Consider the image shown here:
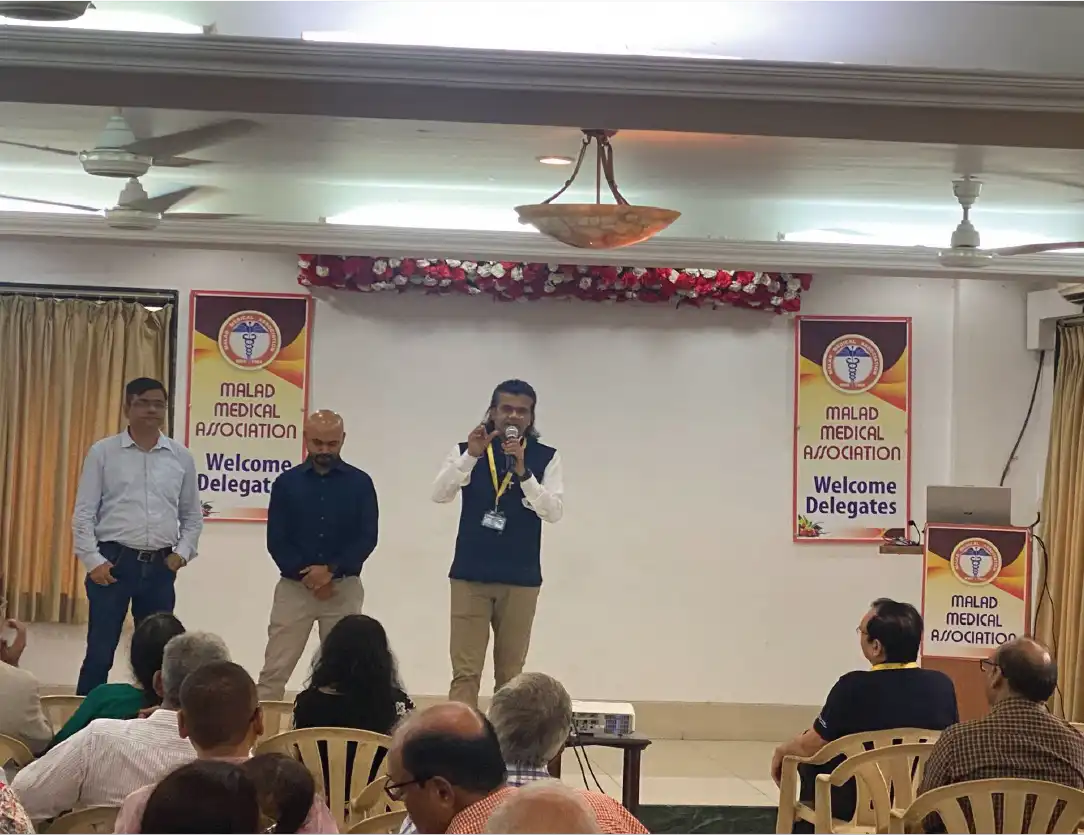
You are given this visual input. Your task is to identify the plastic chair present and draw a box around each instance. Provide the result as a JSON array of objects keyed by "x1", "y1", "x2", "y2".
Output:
[
  {"x1": 0, "y1": 734, "x2": 34, "y2": 770},
  {"x1": 347, "y1": 810, "x2": 409, "y2": 834},
  {"x1": 40, "y1": 695, "x2": 85, "y2": 733},
  {"x1": 258, "y1": 699, "x2": 295, "y2": 744},
  {"x1": 45, "y1": 805, "x2": 119, "y2": 833},
  {"x1": 813, "y1": 743, "x2": 936, "y2": 833},
  {"x1": 255, "y1": 726, "x2": 392, "y2": 831},
  {"x1": 889, "y1": 778, "x2": 1084, "y2": 833},
  {"x1": 776, "y1": 728, "x2": 943, "y2": 834}
]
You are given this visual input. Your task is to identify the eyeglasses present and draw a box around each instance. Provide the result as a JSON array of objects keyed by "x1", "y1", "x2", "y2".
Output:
[
  {"x1": 384, "y1": 776, "x2": 425, "y2": 801},
  {"x1": 979, "y1": 658, "x2": 1000, "y2": 672}
]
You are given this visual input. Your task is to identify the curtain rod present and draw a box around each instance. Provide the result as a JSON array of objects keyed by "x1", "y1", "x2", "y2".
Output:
[
  {"x1": 1056, "y1": 313, "x2": 1084, "y2": 329},
  {"x1": 0, "y1": 283, "x2": 177, "y2": 305}
]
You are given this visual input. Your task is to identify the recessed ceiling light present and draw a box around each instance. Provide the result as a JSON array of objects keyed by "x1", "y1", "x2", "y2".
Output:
[{"x1": 537, "y1": 155, "x2": 573, "y2": 166}]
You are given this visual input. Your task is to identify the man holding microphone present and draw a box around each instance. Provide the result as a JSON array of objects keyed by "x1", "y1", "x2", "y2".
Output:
[{"x1": 432, "y1": 379, "x2": 564, "y2": 708}]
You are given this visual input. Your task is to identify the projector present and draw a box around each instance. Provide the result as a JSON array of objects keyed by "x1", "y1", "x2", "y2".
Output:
[{"x1": 571, "y1": 700, "x2": 635, "y2": 737}]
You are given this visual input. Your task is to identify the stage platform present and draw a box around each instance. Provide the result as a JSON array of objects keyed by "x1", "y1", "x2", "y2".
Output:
[{"x1": 555, "y1": 739, "x2": 778, "y2": 833}]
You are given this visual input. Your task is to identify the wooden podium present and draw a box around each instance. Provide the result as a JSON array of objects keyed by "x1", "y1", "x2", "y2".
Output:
[{"x1": 919, "y1": 488, "x2": 1032, "y2": 721}]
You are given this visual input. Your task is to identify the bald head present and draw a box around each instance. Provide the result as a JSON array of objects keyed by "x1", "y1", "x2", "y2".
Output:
[
  {"x1": 304, "y1": 410, "x2": 345, "y2": 469},
  {"x1": 994, "y1": 637, "x2": 1058, "y2": 703},
  {"x1": 485, "y1": 782, "x2": 600, "y2": 834}
]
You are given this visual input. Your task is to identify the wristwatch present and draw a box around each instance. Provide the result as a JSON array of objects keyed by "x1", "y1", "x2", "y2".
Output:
[{"x1": 520, "y1": 467, "x2": 534, "y2": 482}]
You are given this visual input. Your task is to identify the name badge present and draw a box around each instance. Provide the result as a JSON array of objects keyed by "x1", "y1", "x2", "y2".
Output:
[{"x1": 481, "y1": 510, "x2": 507, "y2": 532}]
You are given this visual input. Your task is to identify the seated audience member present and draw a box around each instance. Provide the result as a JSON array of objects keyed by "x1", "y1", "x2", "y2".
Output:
[
  {"x1": 918, "y1": 637, "x2": 1084, "y2": 830},
  {"x1": 12, "y1": 632, "x2": 229, "y2": 821},
  {"x1": 54, "y1": 613, "x2": 185, "y2": 746},
  {"x1": 770, "y1": 599, "x2": 958, "y2": 829},
  {"x1": 293, "y1": 614, "x2": 414, "y2": 733},
  {"x1": 0, "y1": 619, "x2": 52, "y2": 755},
  {"x1": 115, "y1": 661, "x2": 336, "y2": 834},
  {"x1": 486, "y1": 673, "x2": 648, "y2": 834},
  {"x1": 243, "y1": 753, "x2": 323, "y2": 835},
  {"x1": 139, "y1": 760, "x2": 260, "y2": 834},
  {"x1": 385, "y1": 703, "x2": 512, "y2": 835},
  {"x1": 484, "y1": 781, "x2": 602, "y2": 834},
  {"x1": 0, "y1": 784, "x2": 33, "y2": 834}
]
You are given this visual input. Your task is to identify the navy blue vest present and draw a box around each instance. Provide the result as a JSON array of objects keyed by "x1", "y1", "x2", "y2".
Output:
[{"x1": 449, "y1": 437, "x2": 557, "y2": 587}]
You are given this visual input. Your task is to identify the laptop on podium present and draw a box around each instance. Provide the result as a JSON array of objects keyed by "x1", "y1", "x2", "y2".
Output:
[{"x1": 926, "y1": 485, "x2": 1011, "y2": 527}]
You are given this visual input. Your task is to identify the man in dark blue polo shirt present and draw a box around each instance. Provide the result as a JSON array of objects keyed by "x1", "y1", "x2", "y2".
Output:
[
  {"x1": 256, "y1": 410, "x2": 379, "y2": 700},
  {"x1": 771, "y1": 599, "x2": 958, "y2": 830}
]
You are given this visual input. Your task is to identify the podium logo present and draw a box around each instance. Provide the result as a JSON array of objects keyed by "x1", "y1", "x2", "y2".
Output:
[
  {"x1": 950, "y1": 537, "x2": 1002, "y2": 586},
  {"x1": 823, "y1": 334, "x2": 883, "y2": 395},
  {"x1": 218, "y1": 311, "x2": 281, "y2": 371}
]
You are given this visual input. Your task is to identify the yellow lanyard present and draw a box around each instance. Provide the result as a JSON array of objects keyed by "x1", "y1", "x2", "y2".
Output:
[
  {"x1": 486, "y1": 444, "x2": 515, "y2": 506},
  {"x1": 870, "y1": 662, "x2": 920, "y2": 671}
]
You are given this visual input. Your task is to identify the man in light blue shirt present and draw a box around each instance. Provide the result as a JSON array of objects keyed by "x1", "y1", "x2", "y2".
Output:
[{"x1": 71, "y1": 377, "x2": 203, "y2": 694}]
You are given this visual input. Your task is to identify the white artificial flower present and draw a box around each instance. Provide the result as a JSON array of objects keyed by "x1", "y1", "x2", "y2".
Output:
[
  {"x1": 511, "y1": 266, "x2": 523, "y2": 281},
  {"x1": 424, "y1": 276, "x2": 438, "y2": 287},
  {"x1": 784, "y1": 290, "x2": 798, "y2": 300},
  {"x1": 389, "y1": 258, "x2": 402, "y2": 268},
  {"x1": 579, "y1": 277, "x2": 593, "y2": 290},
  {"x1": 315, "y1": 266, "x2": 329, "y2": 278},
  {"x1": 439, "y1": 278, "x2": 452, "y2": 287},
  {"x1": 544, "y1": 282, "x2": 557, "y2": 293},
  {"x1": 462, "y1": 261, "x2": 478, "y2": 273},
  {"x1": 373, "y1": 259, "x2": 388, "y2": 275},
  {"x1": 359, "y1": 284, "x2": 373, "y2": 292},
  {"x1": 550, "y1": 272, "x2": 564, "y2": 284},
  {"x1": 416, "y1": 259, "x2": 430, "y2": 268},
  {"x1": 743, "y1": 282, "x2": 757, "y2": 294},
  {"x1": 394, "y1": 275, "x2": 408, "y2": 286},
  {"x1": 700, "y1": 269, "x2": 717, "y2": 279},
  {"x1": 771, "y1": 296, "x2": 783, "y2": 306},
  {"x1": 632, "y1": 267, "x2": 647, "y2": 277},
  {"x1": 478, "y1": 264, "x2": 492, "y2": 278},
  {"x1": 787, "y1": 278, "x2": 802, "y2": 292},
  {"x1": 446, "y1": 259, "x2": 462, "y2": 268},
  {"x1": 468, "y1": 286, "x2": 482, "y2": 295},
  {"x1": 491, "y1": 263, "x2": 507, "y2": 278},
  {"x1": 298, "y1": 276, "x2": 312, "y2": 286},
  {"x1": 626, "y1": 291, "x2": 637, "y2": 300},
  {"x1": 548, "y1": 263, "x2": 560, "y2": 271},
  {"x1": 297, "y1": 257, "x2": 311, "y2": 269}
]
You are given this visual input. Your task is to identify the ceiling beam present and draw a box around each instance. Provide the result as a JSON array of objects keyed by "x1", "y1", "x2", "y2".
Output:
[
  {"x1": 6, "y1": 31, "x2": 1084, "y2": 148},
  {"x1": 0, "y1": 212, "x2": 1077, "y2": 280}
]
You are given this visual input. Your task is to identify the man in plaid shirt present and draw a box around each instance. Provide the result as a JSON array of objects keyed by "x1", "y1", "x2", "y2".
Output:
[{"x1": 917, "y1": 637, "x2": 1084, "y2": 830}]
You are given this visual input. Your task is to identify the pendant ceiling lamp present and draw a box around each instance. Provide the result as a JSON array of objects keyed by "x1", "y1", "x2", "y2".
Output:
[{"x1": 514, "y1": 129, "x2": 680, "y2": 249}]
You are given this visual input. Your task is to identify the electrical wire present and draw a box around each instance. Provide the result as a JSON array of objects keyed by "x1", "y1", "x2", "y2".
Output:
[
  {"x1": 1031, "y1": 527, "x2": 1065, "y2": 708},
  {"x1": 999, "y1": 350, "x2": 1045, "y2": 486},
  {"x1": 569, "y1": 727, "x2": 609, "y2": 795}
]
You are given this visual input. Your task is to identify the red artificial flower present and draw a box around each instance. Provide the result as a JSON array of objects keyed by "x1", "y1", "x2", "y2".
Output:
[
  {"x1": 435, "y1": 263, "x2": 452, "y2": 279},
  {"x1": 673, "y1": 272, "x2": 694, "y2": 291},
  {"x1": 398, "y1": 258, "x2": 416, "y2": 277},
  {"x1": 734, "y1": 271, "x2": 756, "y2": 287}
]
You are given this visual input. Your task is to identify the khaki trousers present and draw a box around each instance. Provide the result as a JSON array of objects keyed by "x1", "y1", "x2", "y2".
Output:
[
  {"x1": 256, "y1": 576, "x2": 364, "y2": 701},
  {"x1": 448, "y1": 580, "x2": 540, "y2": 708}
]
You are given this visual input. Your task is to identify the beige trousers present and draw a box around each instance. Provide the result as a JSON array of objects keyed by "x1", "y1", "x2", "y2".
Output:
[
  {"x1": 448, "y1": 580, "x2": 540, "y2": 708},
  {"x1": 256, "y1": 576, "x2": 364, "y2": 701}
]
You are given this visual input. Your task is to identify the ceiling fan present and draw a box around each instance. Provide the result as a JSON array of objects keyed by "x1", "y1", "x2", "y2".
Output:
[
  {"x1": 0, "y1": 110, "x2": 259, "y2": 179},
  {"x1": 936, "y1": 175, "x2": 1084, "y2": 267},
  {"x1": 0, "y1": 178, "x2": 244, "y2": 231}
]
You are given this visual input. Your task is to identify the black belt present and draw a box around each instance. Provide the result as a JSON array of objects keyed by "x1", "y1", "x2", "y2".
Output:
[{"x1": 104, "y1": 543, "x2": 172, "y2": 563}]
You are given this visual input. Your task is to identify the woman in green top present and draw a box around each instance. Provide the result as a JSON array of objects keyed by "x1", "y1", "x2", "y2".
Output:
[{"x1": 52, "y1": 612, "x2": 185, "y2": 745}]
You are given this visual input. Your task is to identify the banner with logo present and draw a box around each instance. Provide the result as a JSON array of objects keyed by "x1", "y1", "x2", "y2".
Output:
[
  {"x1": 793, "y1": 316, "x2": 911, "y2": 542},
  {"x1": 185, "y1": 291, "x2": 312, "y2": 522},
  {"x1": 922, "y1": 524, "x2": 1032, "y2": 660}
]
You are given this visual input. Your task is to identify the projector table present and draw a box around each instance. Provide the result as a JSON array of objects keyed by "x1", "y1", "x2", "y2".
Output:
[{"x1": 548, "y1": 731, "x2": 652, "y2": 816}]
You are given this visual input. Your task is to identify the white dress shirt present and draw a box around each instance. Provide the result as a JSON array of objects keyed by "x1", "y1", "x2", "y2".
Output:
[
  {"x1": 0, "y1": 663, "x2": 52, "y2": 756},
  {"x1": 11, "y1": 709, "x2": 195, "y2": 821},
  {"x1": 71, "y1": 430, "x2": 203, "y2": 572},
  {"x1": 431, "y1": 445, "x2": 564, "y2": 522}
]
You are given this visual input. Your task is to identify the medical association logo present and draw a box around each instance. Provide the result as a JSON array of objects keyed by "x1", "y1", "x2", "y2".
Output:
[
  {"x1": 950, "y1": 537, "x2": 1003, "y2": 586},
  {"x1": 822, "y1": 334, "x2": 884, "y2": 394},
  {"x1": 218, "y1": 310, "x2": 281, "y2": 371}
]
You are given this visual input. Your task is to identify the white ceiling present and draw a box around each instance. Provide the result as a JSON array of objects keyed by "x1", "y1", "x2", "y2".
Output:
[
  {"x1": 60, "y1": 1, "x2": 1084, "y2": 75},
  {"x1": 4, "y1": 102, "x2": 1084, "y2": 245}
]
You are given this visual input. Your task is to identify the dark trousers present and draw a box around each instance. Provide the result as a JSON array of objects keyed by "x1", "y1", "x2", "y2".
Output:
[{"x1": 76, "y1": 542, "x2": 177, "y2": 695}]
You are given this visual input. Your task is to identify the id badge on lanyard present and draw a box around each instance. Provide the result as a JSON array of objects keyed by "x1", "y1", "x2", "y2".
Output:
[{"x1": 482, "y1": 444, "x2": 514, "y2": 533}]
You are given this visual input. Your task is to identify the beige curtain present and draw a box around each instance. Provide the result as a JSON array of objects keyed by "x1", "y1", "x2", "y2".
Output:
[
  {"x1": 1038, "y1": 321, "x2": 1084, "y2": 719},
  {"x1": 0, "y1": 294, "x2": 172, "y2": 624}
]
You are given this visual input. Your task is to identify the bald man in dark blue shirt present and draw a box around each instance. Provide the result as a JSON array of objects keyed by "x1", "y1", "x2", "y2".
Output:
[{"x1": 257, "y1": 410, "x2": 379, "y2": 699}]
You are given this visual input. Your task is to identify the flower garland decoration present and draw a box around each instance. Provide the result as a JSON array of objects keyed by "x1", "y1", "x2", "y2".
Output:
[{"x1": 297, "y1": 255, "x2": 812, "y2": 313}]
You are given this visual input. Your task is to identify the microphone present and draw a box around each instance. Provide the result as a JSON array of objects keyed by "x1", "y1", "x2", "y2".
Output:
[{"x1": 504, "y1": 425, "x2": 520, "y2": 474}]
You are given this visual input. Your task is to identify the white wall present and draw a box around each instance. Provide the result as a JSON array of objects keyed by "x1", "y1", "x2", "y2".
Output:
[{"x1": 0, "y1": 243, "x2": 1044, "y2": 707}]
